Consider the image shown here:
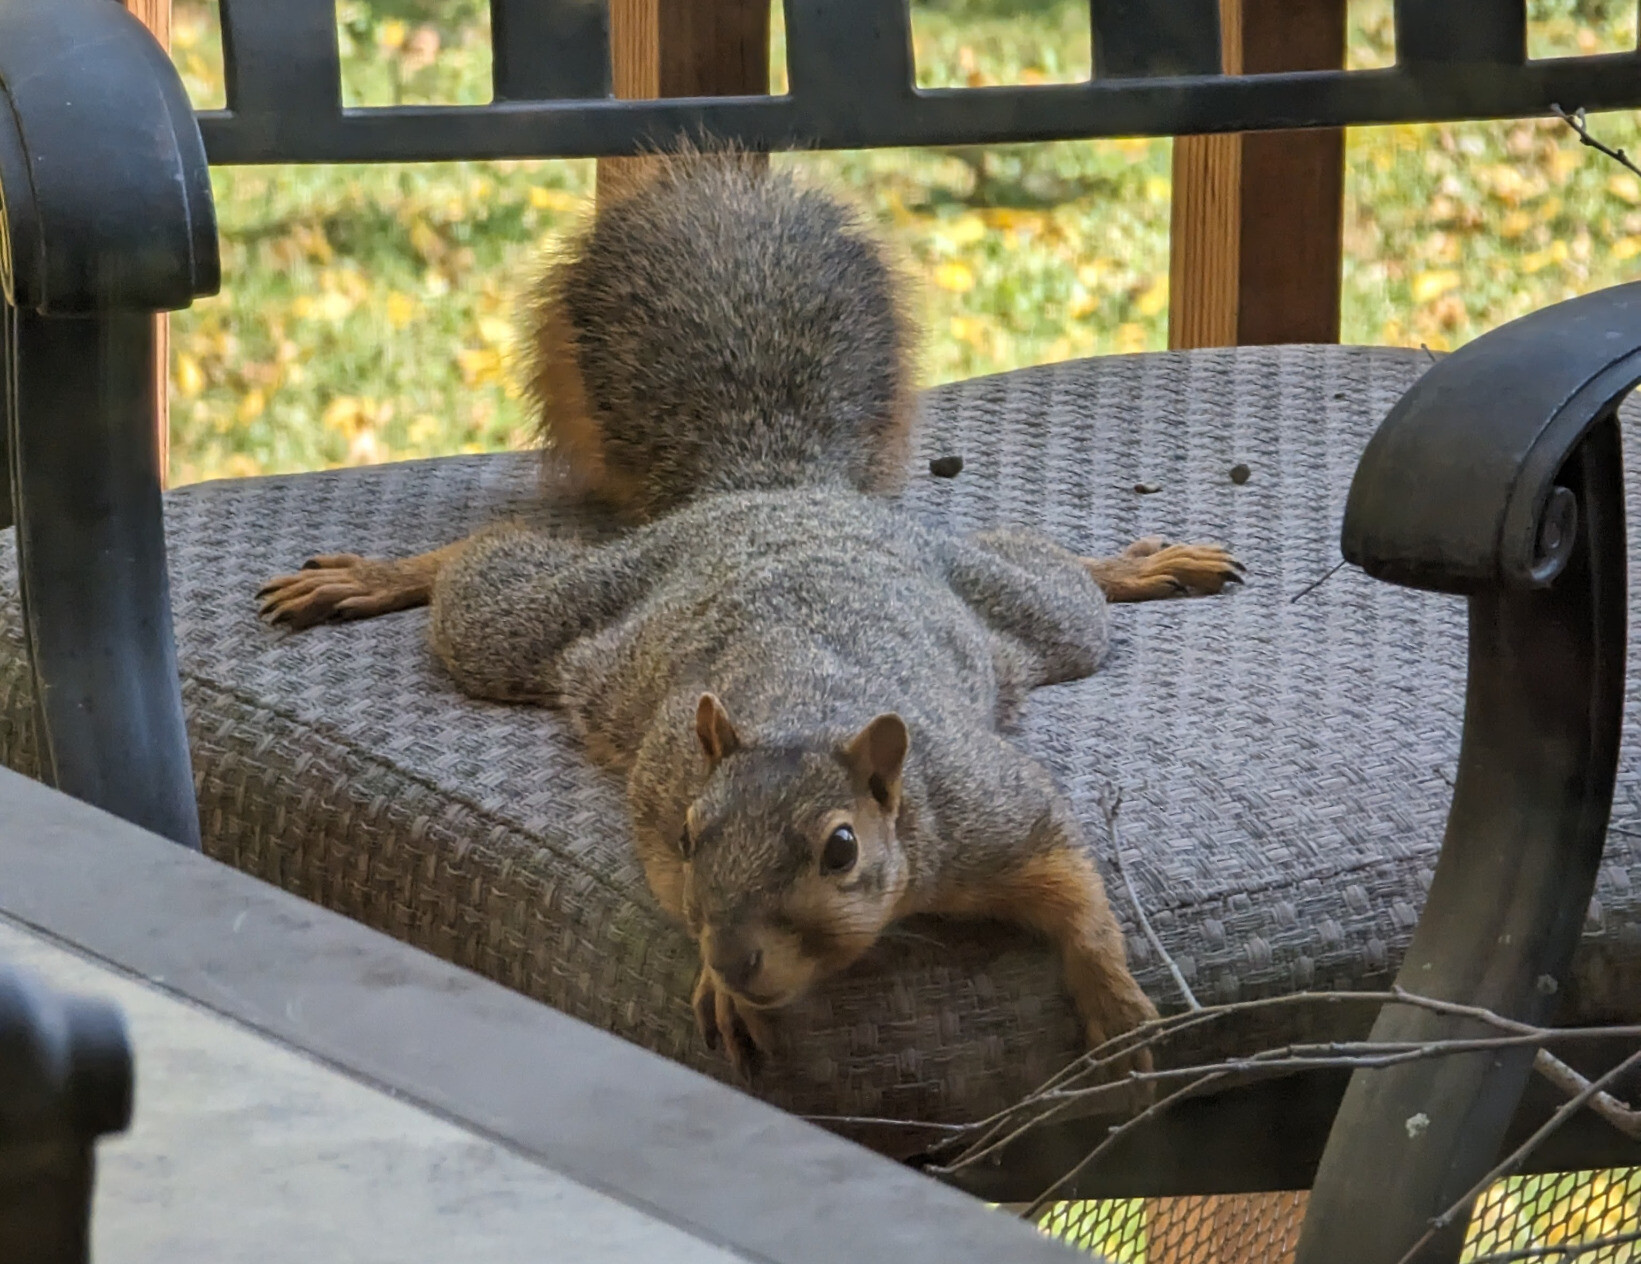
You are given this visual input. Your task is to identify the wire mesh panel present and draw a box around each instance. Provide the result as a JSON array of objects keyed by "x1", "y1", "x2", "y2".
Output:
[{"x1": 1035, "y1": 1169, "x2": 1641, "y2": 1262}]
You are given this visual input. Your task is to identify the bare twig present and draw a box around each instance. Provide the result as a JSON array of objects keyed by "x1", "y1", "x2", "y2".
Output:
[
  {"x1": 1017, "y1": 1068, "x2": 1235, "y2": 1219},
  {"x1": 919, "y1": 985, "x2": 1641, "y2": 1177},
  {"x1": 912, "y1": 983, "x2": 1641, "y2": 1191},
  {"x1": 1553, "y1": 103, "x2": 1641, "y2": 182},
  {"x1": 1392, "y1": 1045, "x2": 1641, "y2": 1264},
  {"x1": 1420, "y1": 342, "x2": 1439, "y2": 364},
  {"x1": 927, "y1": 1024, "x2": 1641, "y2": 1178},
  {"x1": 1533, "y1": 1048, "x2": 1641, "y2": 1140},
  {"x1": 1099, "y1": 790, "x2": 1200, "y2": 1011},
  {"x1": 1468, "y1": 1229, "x2": 1641, "y2": 1263},
  {"x1": 1290, "y1": 558, "x2": 1348, "y2": 603}
]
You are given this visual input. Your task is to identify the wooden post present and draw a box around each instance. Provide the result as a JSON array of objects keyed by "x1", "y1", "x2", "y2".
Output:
[
  {"x1": 596, "y1": 0, "x2": 770, "y2": 205},
  {"x1": 1168, "y1": 0, "x2": 1346, "y2": 349},
  {"x1": 122, "y1": 0, "x2": 173, "y2": 486}
]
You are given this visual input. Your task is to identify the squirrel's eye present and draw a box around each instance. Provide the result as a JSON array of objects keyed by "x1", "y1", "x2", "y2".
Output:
[{"x1": 820, "y1": 825, "x2": 858, "y2": 876}]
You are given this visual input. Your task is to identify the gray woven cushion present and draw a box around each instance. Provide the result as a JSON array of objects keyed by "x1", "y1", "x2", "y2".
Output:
[{"x1": 3, "y1": 344, "x2": 1638, "y2": 1124}]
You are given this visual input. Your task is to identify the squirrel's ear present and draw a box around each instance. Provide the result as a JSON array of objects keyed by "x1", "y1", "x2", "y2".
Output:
[
  {"x1": 695, "y1": 692, "x2": 742, "y2": 766},
  {"x1": 844, "y1": 713, "x2": 908, "y2": 811}
]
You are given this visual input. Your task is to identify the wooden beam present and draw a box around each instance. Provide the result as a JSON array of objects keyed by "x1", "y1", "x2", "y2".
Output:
[
  {"x1": 596, "y1": 0, "x2": 770, "y2": 205},
  {"x1": 1168, "y1": 0, "x2": 1346, "y2": 349},
  {"x1": 122, "y1": 0, "x2": 173, "y2": 486}
]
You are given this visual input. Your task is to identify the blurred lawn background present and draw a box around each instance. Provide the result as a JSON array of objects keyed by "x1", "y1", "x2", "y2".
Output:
[{"x1": 164, "y1": 0, "x2": 1641, "y2": 485}]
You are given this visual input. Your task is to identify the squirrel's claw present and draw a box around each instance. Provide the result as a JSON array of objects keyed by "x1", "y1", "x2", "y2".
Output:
[
  {"x1": 257, "y1": 555, "x2": 426, "y2": 631},
  {"x1": 693, "y1": 966, "x2": 773, "y2": 1081}
]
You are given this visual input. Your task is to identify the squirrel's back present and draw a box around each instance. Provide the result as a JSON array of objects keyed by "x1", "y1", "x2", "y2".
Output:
[{"x1": 525, "y1": 155, "x2": 918, "y2": 521}]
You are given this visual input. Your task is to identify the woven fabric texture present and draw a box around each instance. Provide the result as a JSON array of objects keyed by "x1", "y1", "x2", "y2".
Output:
[{"x1": 2, "y1": 344, "x2": 1638, "y2": 1124}]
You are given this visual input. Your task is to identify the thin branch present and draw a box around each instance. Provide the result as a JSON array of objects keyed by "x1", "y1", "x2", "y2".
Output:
[
  {"x1": 1553, "y1": 103, "x2": 1641, "y2": 182},
  {"x1": 1290, "y1": 558, "x2": 1348, "y2": 604},
  {"x1": 930, "y1": 1024, "x2": 1641, "y2": 1177},
  {"x1": 1392, "y1": 1046, "x2": 1641, "y2": 1264},
  {"x1": 1017, "y1": 1069, "x2": 1235, "y2": 1219},
  {"x1": 800, "y1": 1112, "x2": 967, "y2": 1134},
  {"x1": 1099, "y1": 790, "x2": 1200, "y2": 1011},
  {"x1": 1533, "y1": 1048, "x2": 1641, "y2": 1140},
  {"x1": 918, "y1": 988, "x2": 1641, "y2": 1165},
  {"x1": 1468, "y1": 1230, "x2": 1641, "y2": 1263}
]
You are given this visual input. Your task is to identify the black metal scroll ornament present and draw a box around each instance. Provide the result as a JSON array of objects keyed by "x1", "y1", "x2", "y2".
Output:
[
  {"x1": 0, "y1": 0, "x2": 219, "y2": 848},
  {"x1": 1302, "y1": 284, "x2": 1641, "y2": 1262}
]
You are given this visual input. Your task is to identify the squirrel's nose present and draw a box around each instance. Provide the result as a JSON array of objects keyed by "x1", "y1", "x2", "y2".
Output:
[{"x1": 713, "y1": 946, "x2": 763, "y2": 994}]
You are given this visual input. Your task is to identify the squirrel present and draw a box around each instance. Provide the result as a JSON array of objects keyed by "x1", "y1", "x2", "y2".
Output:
[{"x1": 258, "y1": 154, "x2": 1244, "y2": 1079}]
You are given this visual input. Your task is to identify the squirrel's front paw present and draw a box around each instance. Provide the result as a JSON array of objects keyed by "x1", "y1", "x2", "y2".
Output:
[
  {"x1": 257, "y1": 555, "x2": 408, "y2": 631},
  {"x1": 692, "y1": 966, "x2": 775, "y2": 1081}
]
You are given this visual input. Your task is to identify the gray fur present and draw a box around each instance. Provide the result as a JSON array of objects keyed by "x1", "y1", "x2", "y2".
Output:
[
  {"x1": 536, "y1": 157, "x2": 917, "y2": 521},
  {"x1": 431, "y1": 489, "x2": 1111, "y2": 916}
]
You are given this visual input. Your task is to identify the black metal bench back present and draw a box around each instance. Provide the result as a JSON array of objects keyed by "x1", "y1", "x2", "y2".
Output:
[{"x1": 202, "y1": 0, "x2": 1641, "y2": 166}]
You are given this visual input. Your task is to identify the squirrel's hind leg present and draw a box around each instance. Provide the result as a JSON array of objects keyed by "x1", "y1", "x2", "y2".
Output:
[
  {"x1": 258, "y1": 542, "x2": 467, "y2": 631},
  {"x1": 1083, "y1": 537, "x2": 1244, "y2": 602}
]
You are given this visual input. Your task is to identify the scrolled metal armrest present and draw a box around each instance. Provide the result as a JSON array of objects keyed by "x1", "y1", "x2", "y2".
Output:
[
  {"x1": 1342, "y1": 281, "x2": 1641, "y2": 595},
  {"x1": 0, "y1": 0, "x2": 218, "y2": 314}
]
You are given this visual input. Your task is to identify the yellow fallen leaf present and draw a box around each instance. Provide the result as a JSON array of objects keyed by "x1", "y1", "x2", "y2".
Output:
[
  {"x1": 1114, "y1": 322, "x2": 1147, "y2": 354},
  {"x1": 478, "y1": 316, "x2": 513, "y2": 347},
  {"x1": 1609, "y1": 173, "x2": 1641, "y2": 204},
  {"x1": 224, "y1": 454, "x2": 262, "y2": 479},
  {"x1": 408, "y1": 219, "x2": 446, "y2": 262},
  {"x1": 456, "y1": 347, "x2": 504, "y2": 386},
  {"x1": 175, "y1": 352, "x2": 205, "y2": 398},
  {"x1": 1077, "y1": 260, "x2": 1113, "y2": 289},
  {"x1": 943, "y1": 214, "x2": 987, "y2": 246},
  {"x1": 348, "y1": 428, "x2": 383, "y2": 466},
  {"x1": 237, "y1": 388, "x2": 266, "y2": 423},
  {"x1": 1500, "y1": 210, "x2": 1533, "y2": 239},
  {"x1": 408, "y1": 414, "x2": 442, "y2": 446},
  {"x1": 322, "y1": 395, "x2": 364, "y2": 434},
  {"x1": 315, "y1": 291, "x2": 354, "y2": 322},
  {"x1": 932, "y1": 260, "x2": 976, "y2": 293},
  {"x1": 377, "y1": 18, "x2": 407, "y2": 51},
  {"x1": 1483, "y1": 164, "x2": 1531, "y2": 204},
  {"x1": 1522, "y1": 239, "x2": 1569, "y2": 274},
  {"x1": 1144, "y1": 175, "x2": 1171, "y2": 203},
  {"x1": 1612, "y1": 236, "x2": 1641, "y2": 261},
  {"x1": 385, "y1": 291, "x2": 418, "y2": 330},
  {"x1": 1411, "y1": 269, "x2": 1461, "y2": 303},
  {"x1": 983, "y1": 207, "x2": 1046, "y2": 233},
  {"x1": 1068, "y1": 292, "x2": 1099, "y2": 321},
  {"x1": 1134, "y1": 275, "x2": 1169, "y2": 318},
  {"x1": 529, "y1": 186, "x2": 584, "y2": 214}
]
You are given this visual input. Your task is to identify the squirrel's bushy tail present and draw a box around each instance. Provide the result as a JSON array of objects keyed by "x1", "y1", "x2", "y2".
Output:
[{"x1": 524, "y1": 153, "x2": 918, "y2": 521}]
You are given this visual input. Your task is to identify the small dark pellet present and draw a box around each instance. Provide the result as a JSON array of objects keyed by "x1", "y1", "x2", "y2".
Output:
[
  {"x1": 1134, "y1": 482, "x2": 1161, "y2": 495},
  {"x1": 929, "y1": 455, "x2": 964, "y2": 478},
  {"x1": 1230, "y1": 463, "x2": 1251, "y2": 485}
]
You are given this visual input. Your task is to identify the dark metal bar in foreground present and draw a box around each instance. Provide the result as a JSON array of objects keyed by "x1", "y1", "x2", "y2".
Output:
[{"x1": 1300, "y1": 283, "x2": 1641, "y2": 1263}]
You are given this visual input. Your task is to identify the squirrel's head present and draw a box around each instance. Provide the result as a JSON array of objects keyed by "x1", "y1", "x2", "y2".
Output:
[{"x1": 679, "y1": 693, "x2": 909, "y2": 1010}]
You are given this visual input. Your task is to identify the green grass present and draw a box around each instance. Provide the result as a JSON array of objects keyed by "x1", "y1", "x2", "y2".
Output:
[{"x1": 167, "y1": 0, "x2": 1641, "y2": 485}]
